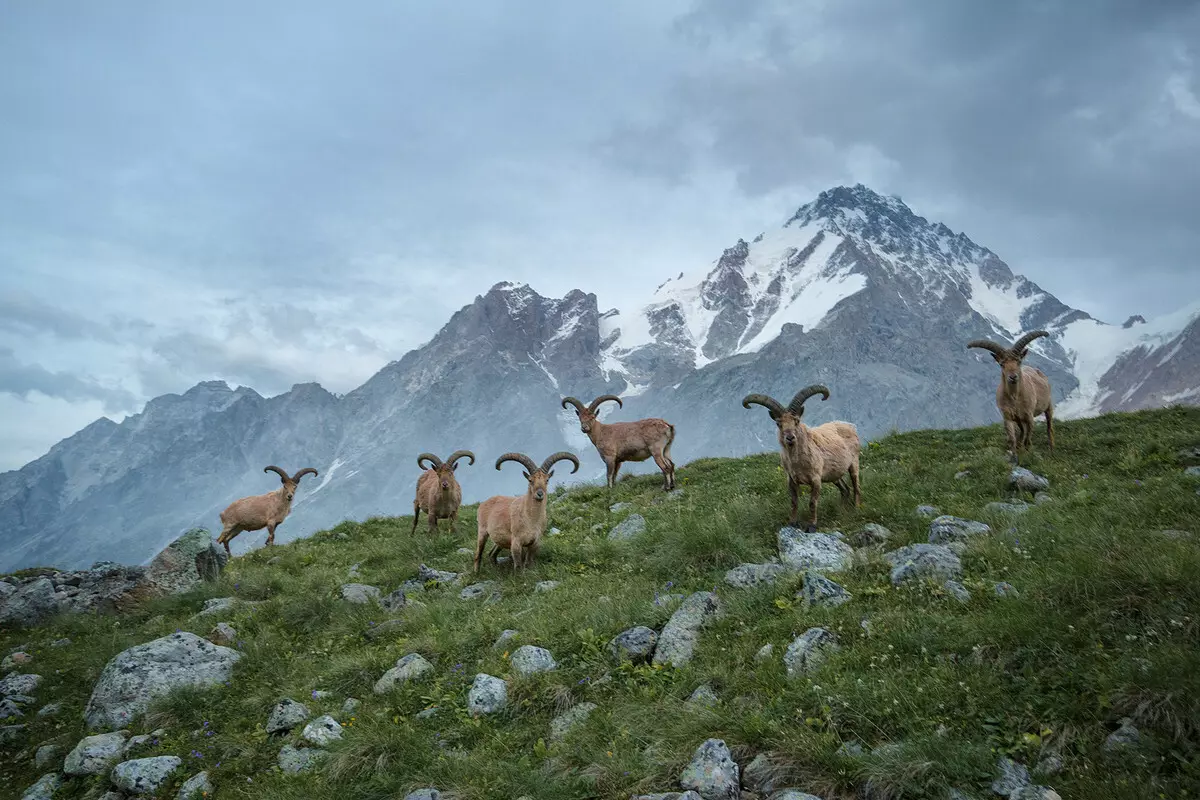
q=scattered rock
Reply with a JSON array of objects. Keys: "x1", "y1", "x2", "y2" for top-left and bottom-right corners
[
  {"x1": 884, "y1": 543, "x2": 963, "y2": 585},
  {"x1": 679, "y1": 738, "x2": 740, "y2": 800},
  {"x1": 784, "y1": 628, "x2": 838, "y2": 677},
  {"x1": 534, "y1": 580, "x2": 560, "y2": 593},
  {"x1": 686, "y1": 684, "x2": 719, "y2": 707},
  {"x1": 610, "y1": 502, "x2": 632, "y2": 513},
  {"x1": 762, "y1": 792, "x2": 821, "y2": 800},
  {"x1": 403, "y1": 790, "x2": 442, "y2": 800},
  {"x1": 347, "y1": 562, "x2": 361, "y2": 578},
  {"x1": 341, "y1": 697, "x2": 360, "y2": 716},
  {"x1": 798, "y1": 572, "x2": 851, "y2": 608},
  {"x1": 301, "y1": 714, "x2": 343, "y2": 746},
  {"x1": 1034, "y1": 492, "x2": 1053, "y2": 505},
  {"x1": 0, "y1": 578, "x2": 58, "y2": 627},
  {"x1": 266, "y1": 556, "x2": 282, "y2": 565},
  {"x1": 278, "y1": 744, "x2": 325, "y2": 774},
  {"x1": 34, "y1": 744, "x2": 61, "y2": 769},
  {"x1": 208, "y1": 622, "x2": 237, "y2": 645},
  {"x1": 654, "y1": 593, "x2": 686, "y2": 608},
  {"x1": 848, "y1": 523, "x2": 893, "y2": 548},
  {"x1": 1010, "y1": 468, "x2": 1050, "y2": 493},
  {"x1": 340, "y1": 583, "x2": 382, "y2": 604},
  {"x1": 138, "y1": 528, "x2": 229, "y2": 597},
  {"x1": 0, "y1": 723, "x2": 26, "y2": 744},
  {"x1": 266, "y1": 698, "x2": 310, "y2": 734},
  {"x1": 632, "y1": 794, "x2": 703, "y2": 800},
  {"x1": 994, "y1": 582, "x2": 1020, "y2": 598},
  {"x1": 510, "y1": 645, "x2": 557, "y2": 675},
  {"x1": 176, "y1": 770, "x2": 213, "y2": 799},
  {"x1": 0, "y1": 699, "x2": 23, "y2": 720},
  {"x1": 364, "y1": 618, "x2": 405, "y2": 641},
  {"x1": 955, "y1": 470, "x2": 971, "y2": 480},
  {"x1": 991, "y1": 756, "x2": 1031, "y2": 797},
  {"x1": 837, "y1": 740, "x2": 866, "y2": 757},
  {"x1": 123, "y1": 731, "x2": 164, "y2": 756},
  {"x1": 18, "y1": 774, "x2": 61, "y2": 800},
  {"x1": 417, "y1": 563, "x2": 460, "y2": 585},
  {"x1": 110, "y1": 755, "x2": 183, "y2": 794},
  {"x1": 459, "y1": 581, "x2": 499, "y2": 601},
  {"x1": 652, "y1": 591, "x2": 723, "y2": 668},
  {"x1": 777, "y1": 528, "x2": 852, "y2": 572},
  {"x1": 84, "y1": 632, "x2": 241, "y2": 730},
  {"x1": 467, "y1": 673, "x2": 508, "y2": 716},
  {"x1": 724, "y1": 562, "x2": 790, "y2": 589},
  {"x1": 494, "y1": 630, "x2": 520, "y2": 650},
  {"x1": 549, "y1": 701, "x2": 598, "y2": 742},
  {"x1": 985, "y1": 500, "x2": 1031, "y2": 515},
  {"x1": 754, "y1": 644, "x2": 774, "y2": 663},
  {"x1": 64, "y1": 731, "x2": 129, "y2": 776},
  {"x1": 928, "y1": 515, "x2": 992, "y2": 545},
  {"x1": 916, "y1": 504, "x2": 941, "y2": 518},
  {"x1": 379, "y1": 588, "x2": 407, "y2": 612},
  {"x1": 1036, "y1": 753, "x2": 1064, "y2": 776},
  {"x1": 415, "y1": 706, "x2": 439, "y2": 720},
  {"x1": 609, "y1": 626, "x2": 658, "y2": 664},
  {"x1": 943, "y1": 580, "x2": 971, "y2": 604},
  {"x1": 0, "y1": 651, "x2": 32, "y2": 670},
  {"x1": 1103, "y1": 718, "x2": 1142, "y2": 752},
  {"x1": 374, "y1": 653, "x2": 435, "y2": 694},
  {"x1": 0, "y1": 673, "x2": 42, "y2": 696},
  {"x1": 741, "y1": 752, "x2": 789, "y2": 795},
  {"x1": 50, "y1": 638, "x2": 72, "y2": 648},
  {"x1": 609, "y1": 514, "x2": 648, "y2": 540},
  {"x1": 548, "y1": 527, "x2": 562, "y2": 536}
]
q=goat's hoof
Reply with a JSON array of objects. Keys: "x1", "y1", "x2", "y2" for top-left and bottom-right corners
[{"x1": 804, "y1": 524, "x2": 818, "y2": 533}]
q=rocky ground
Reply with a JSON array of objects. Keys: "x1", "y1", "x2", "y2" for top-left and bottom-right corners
[{"x1": 2, "y1": 406, "x2": 1199, "y2": 799}]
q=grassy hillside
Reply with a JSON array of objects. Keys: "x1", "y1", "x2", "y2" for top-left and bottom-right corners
[{"x1": 3, "y1": 407, "x2": 1200, "y2": 800}]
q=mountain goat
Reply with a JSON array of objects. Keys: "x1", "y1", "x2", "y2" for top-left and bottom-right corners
[
  {"x1": 561, "y1": 394, "x2": 676, "y2": 490},
  {"x1": 967, "y1": 330, "x2": 1055, "y2": 463},
  {"x1": 216, "y1": 465, "x2": 319, "y2": 554},
  {"x1": 412, "y1": 450, "x2": 475, "y2": 534},
  {"x1": 473, "y1": 451, "x2": 579, "y2": 573}
]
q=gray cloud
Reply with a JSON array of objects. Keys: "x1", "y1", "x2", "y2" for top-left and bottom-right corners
[
  {"x1": 0, "y1": 292, "x2": 120, "y2": 343},
  {"x1": 0, "y1": 348, "x2": 136, "y2": 412}
]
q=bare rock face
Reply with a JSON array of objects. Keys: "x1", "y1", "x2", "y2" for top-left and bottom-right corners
[
  {"x1": 84, "y1": 632, "x2": 241, "y2": 730},
  {"x1": 137, "y1": 528, "x2": 229, "y2": 597}
]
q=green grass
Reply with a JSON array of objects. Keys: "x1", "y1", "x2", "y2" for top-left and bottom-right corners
[{"x1": 3, "y1": 406, "x2": 1200, "y2": 799}]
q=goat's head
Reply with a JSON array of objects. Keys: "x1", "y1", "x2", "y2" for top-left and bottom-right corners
[
  {"x1": 417, "y1": 450, "x2": 476, "y2": 490},
  {"x1": 967, "y1": 331, "x2": 1048, "y2": 389},
  {"x1": 264, "y1": 465, "x2": 319, "y2": 502},
  {"x1": 742, "y1": 385, "x2": 831, "y2": 449},
  {"x1": 561, "y1": 394, "x2": 622, "y2": 434},
  {"x1": 495, "y1": 451, "x2": 580, "y2": 503}
]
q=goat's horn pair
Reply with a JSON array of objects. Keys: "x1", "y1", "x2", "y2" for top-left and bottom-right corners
[
  {"x1": 264, "y1": 465, "x2": 318, "y2": 483},
  {"x1": 966, "y1": 339, "x2": 1009, "y2": 358},
  {"x1": 561, "y1": 397, "x2": 586, "y2": 414},
  {"x1": 447, "y1": 450, "x2": 476, "y2": 467},
  {"x1": 1012, "y1": 330, "x2": 1049, "y2": 355},
  {"x1": 417, "y1": 453, "x2": 443, "y2": 470},
  {"x1": 588, "y1": 394, "x2": 622, "y2": 413},
  {"x1": 496, "y1": 452, "x2": 538, "y2": 473},
  {"x1": 787, "y1": 384, "x2": 830, "y2": 414},
  {"x1": 541, "y1": 451, "x2": 580, "y2": 474},
  {"x1": 967, "y1": 330, "x2": 1048, "y2": 359},
  {"x1": 495, "y1": 451, "x2": 580, "y2": 475},
  {"x1": 742, "y1": 393, "x2": 785, "y2": 419},
  {"x1": 743, "y1": 384, "x2": 829, "y2": 418}
]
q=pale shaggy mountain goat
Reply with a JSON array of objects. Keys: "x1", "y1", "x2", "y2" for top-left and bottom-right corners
[
  {"x1": 216, "y1": 465, "x2": 319, "y2": 554},
  {"x1": 473, "y1": 451, "x2": 579, "y2": 573},
  {"x1": 412, "y1": 450, "x2": 475, "y2": 534},
  {"x1": 967, "y1": 329, "x2": 1055, "y2": 463},
  {"x1": 560, "y1": 394, "x2": 676, "y2": 490},
  {"x1": 742, "y1": 385, "x2": 862, "y2": 532}
]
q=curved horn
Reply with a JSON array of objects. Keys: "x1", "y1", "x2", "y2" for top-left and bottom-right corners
[
  {"x1": 292, "y1": 467, "x2": 319, "y2": 482},
  {"x1": 447, "y1": 450, "x2": 476, "y2": 467},
  {"x1": 742, "y1": 393, "x2": 786, "y2": 420},
  {"x1": 966, "y1": 339, "x2": 1009, "y2": 359},
  {"x1": 495, "y1": 452, "x2": 538, "y2": 474},
  {"x1": 561, "y1": 396, "x2": 586, "y2": 414},
  {"x1": 541, "y1": 451, "x2": 580, "y2": 475},
  {"x1": 264, "y1": 465, "x2": 289, "y2": 483},
  {"x1": 1011, "y1": 330, "x2": 1049, "y2": 356},
  {"x1": 588, "y1": 394, "x2": 623, "y2": 414},
  {"x1": 787, "y1": 384, "x2": 830, "y2": 414},
  {"x1": 417, "y1": 453, "x2": 443, "y2": 470}
]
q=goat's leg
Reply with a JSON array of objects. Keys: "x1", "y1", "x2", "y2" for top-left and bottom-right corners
[
  {"x1": 510, "y1": 540, "x2": 524, "y2": 573},
  {"x1": 1004, "y1": 419, "x2": 1020, "y2": 464},
  {"x1": 805, "y1": 478, "x2": 822, "y2": 533},
  {"x1": 610, "y1": 459, "x2": 622, "y2": 486},
  {"x1": 473, "y1": 526, "x2": 489, "y2": 574},
  {"x1": 652, "y1": 450, "x2": 671, "y2": 491},
  {"x1": 663, "y1": 438, "x2": 676, "y2": 490},
  {"x1": 787, "y1": 477, "x2": 800, "y2": 527},
  {"x1": 411, "y1": 504, "x2": 420, "y2": 534},
  {"x1": 1019, "y1": 416, "x2": 1033, "y2": 451},
  {"x1": 217, "y1": 523, "x2": 238, "y2": 555},
  {"x1": 489, "y1": 544, "x2": 502, "y2": 564},
  {"x1": 450, "y1": 509, "x2": 459, "y2": 532},
  {"x1": 834, "y1": 477, "x2": 851, "y2": 504},
  {"x1": 1044, "y1": 407, "x2": 1055, "y2": 453},
  {"x1": 265, "y1": 522, "x2": 277, "y2": 547},
  {"x1": 849, "y1": 461, "x2": 863, "y2": 507},
  {"x1": 428, "y1": 512, "x2": 439, "y2": 535}
]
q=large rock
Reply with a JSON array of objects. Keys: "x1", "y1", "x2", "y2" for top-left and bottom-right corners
[
  {"x1": 340, "y1": 583, "x2": 382, "y2": 604},
  {"x1": 884, "y1": 543, "x2": 962, "y2": 585},
  {"x1": 510, "y1": 645, "x2": 557, "y2": 675},
  {"x1": 266, "y1": 698, "x2": 310, "y2": 733},
  {"x1": 799, "y1": 572, "x2": 852, "y2": 607},
  {"x1": 653, "y1": 592, "x2": 722, "y2": 668},
  {"x1": 138, "y1": 528, "x2": 228, "y2": 596},
  {"x1": 777, "y1": 528, "x2": 852, "y2": 572},
  {"x1": 19, "y1": 774, "x2": 62, "y2": 800},
  {"x1": 374, "y1": 653, "x2": 434, "y2": 694},
  {"x1": 64, "y1": 731, "x2": 129, "y2": 775},
  {"x1": 84, "y1": 632, "x2": 241, "y2": 730},
  {"x1": 177, "y1": 771, "x2": 214, "y2": 800},
  {"x1": 278, "y1": 744, "x2": 325, "y2": 774},
  {"x1": 110, "y1": 756, "x2": 183, "y2": 794},
  {"x1": 609, "y1": 626, "x2": 658, "y2": 664},
  {"x1": 467, "y1": 673, "x2": 507, "y2": 716},
  {"x1": 784, "y1": 628, "x2": 839, "y2": 677},
  {"x1": 928, "y1": 516, "x2": 991, "y2": 545},
  {"x1": 301, "y1": 714, "x2": 344, "y2": 746},
  {"x1": 679, "y1": 738, "x2": 740, "y2": 800},
  {"x1": 0, "y1": 578, "x2": 58, "y2": 627},
  {"x1": 609, "y1": 514, "x2": 648, "y2": 540},
  {"x1": 1010, "y1": 468, "x2": 1050, "y2": 493},
  {"x1": 0, "y1": 673, "x2": 43, "y2": 696}
]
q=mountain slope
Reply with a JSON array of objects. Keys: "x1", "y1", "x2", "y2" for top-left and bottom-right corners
[{"x1": 1, "y1": 185, "x2": 1197, "y2": 572}]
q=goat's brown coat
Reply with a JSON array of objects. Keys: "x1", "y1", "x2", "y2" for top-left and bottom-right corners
[
  {"x1": 216, "y1": 466, "x2": 318, "y2": 554},
  {"x1": 561, "y1": 394, "x2": 676, "y2": 490}
]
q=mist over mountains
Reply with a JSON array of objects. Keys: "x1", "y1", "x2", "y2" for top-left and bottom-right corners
[{"x1": 3, "y1": 184, "x2": 1197, "y2": 572}]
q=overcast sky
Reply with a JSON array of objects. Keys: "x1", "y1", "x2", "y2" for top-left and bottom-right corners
[{"x1": 2, "y1": 0, "x2": 1198, "y2": 471}]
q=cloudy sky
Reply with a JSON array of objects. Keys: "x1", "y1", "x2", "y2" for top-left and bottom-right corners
[{"x1": 2, "y1": 0, "x2": 1198, "y2": 471}]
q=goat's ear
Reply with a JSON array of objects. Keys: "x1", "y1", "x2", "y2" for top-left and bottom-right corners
[
  {"x1": 548, "y1": 470, "x2": 555, "y2": 479},
  {"x1": 991, "y1": 352, "x2": 1004, "y2": 364},
  {"x1": 522, "y1": 470, "x2": 531, "y2": 481}
]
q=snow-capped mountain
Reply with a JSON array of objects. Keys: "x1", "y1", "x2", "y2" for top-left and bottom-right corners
[{"x1": 2, "y1": 184, "x2": 1196, "y2": 572}]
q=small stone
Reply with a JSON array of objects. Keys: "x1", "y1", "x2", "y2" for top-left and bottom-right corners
[
  {"x1": 652, "y1": 591, "x2": 722, "y2": 668},
  {"x1": 916, "y1": 504, "x2": 941, "y2": 517},
  {"x1": 955, "y1": 470, "x2": 971, "y2": 480},
  {"x1": 110, "y1": 755, "x2": 183, "y2": 794},
  {"x1": 50, "y1": 638, "x2": 72, "y2": 648},
  {"x1": 194, "y1": 597, "x2": 236, "y2": 618},
  {"x1": 0, "y1": 724, "x2": 26, "y2": 744},
  {"x1": 459, "y1": 581, "x2": 499, "y2": 601},
  {"x1": 943, "y1": 580, "x2": 971, "y2": 604},
  {"x1": 379, "y1": 588, "x2": 407, "y2": 612},
  {"x1": 991, "y1": 756, "x2": 1032, "y2": 797},
  {"x1": 1034, "y1": 492, "x2": 1053, "y2": 505},
  {"x1": 609, "y1": 626, "x2": 658, "y2": 664},
  {"x1": 777, "y1": 528, "x2": 853, "y2": 572},
  {"x1": 1036, "y1": 753, "x2": 1064, "y2": 776},
  {"x1": 467, "y1": 673, "x2": 507, "y2": 716},
  {"x1": 266, "y1": 698, "x2": 310, "y2": 733},
  {"x1": 0, "y1": 699, "x2": 23, "y2": 720},
  {"x1": 301, "y1": 714, "x2": 343, "y2": 746},
  {"x1": 64, "y1": 731, "x2": 129, "y2": 776},
  {"x1": 415, "y1": 706, "x2": 439, "y2": 720},
  {"x1": 34, "y1": 744, "x2": 61, "y2": 770},
  {"x1": 610, "y1": 502, "x2": 632, "y2": 513},
  {"x1": 884, "y1": 543, "x2": 963, "y2": 585},
  {"x1": 1010, "y1": 467, "x2": 1050, "y2": 492},
  {"x1": 340, "y1": 583, "x2": 381, "y2": 604},
  {"x1": 0, "y1": 651, "x2": 32, "y2": 671},
  {"x1": 0, "y1": 673, "x2": 43, "y2": 696},
  {"x1": 19, "y1": 773, "x2": 61, "y2": 800},
  {"x1": 278, "y1": 743, "x2": 325, "y2": 774},
  {"x1": 493, "y1": 630, "x2": 520, "y2": 650},
  {"x1": 374, "y1": 653, "x2": 435, "y2": 694},
  {"x1": 549, "y1": 701, "x2": 598, "y2": 742},
  {"x1": 742, "y1": 752, "x2": 789, "y2": 794},
  {"x1": 798, "y1": 571, "x2": 852, "y2": 607},
  {"x1": 1103, "y1": 718, "x2": 1142, "y2": 752},
  {"x1": 928, "y1": 515, "x2": 992, "y2": 545},
  {"x1": 416, "y1": 563, "x2": 460, "y2": 585},
  {"x1": 686, "y1": 684, "x2": 719, "y2": 707},
  {"x1": 534, "y1": 580, "x2": 560, "y2": 593},
  {"x1": 848, "y1": 523, "x2": 892, "y2": 547},
  {"x1": 208, "y1": 622, "x2": 237, "y2": 645},
  {"x1": 837, "y1": 740, "x2": 866, "y2": 757},
  {"x1": 456, "y1": 547, "x2": 473, "y2": 556},
  {"x1": 724, "y1": 562, "x2": 790, "y2": 588},
  {"x1": 510, "y1": 645, "x2": 557, "y2": 675},
  {"x1": 784, "y1": 627, "x2": 839, "y2": 677},
  {"x1": 176, "y1": 771, "x2": 213, "y2": 800},
  {"x1": 364, "y1": 618, "x2": 405, "y2": 641},
  {"x1": 548, "y1": 527, "x2": 562, "y2": 536},
  {"x1": 347, "y1": 562, "x2": 361, "y2": 577},
  {"x1": 341, "y1": 697, "x2": 360, "y2": 715},
  {"x1": 994, "y1": 581, "x2": 1020, "y2": 598},
  {"x1": 679, "y1": 738, "x2": 739, "y2": 800},
  {"x1": 403, "y1": 790, "x2": 442, "y2": 800},
  {"x1": 266, "y1": 556, "x2": 282, "y2": 565},
  {"x1": 754, "y1": 643, "x2": 774, "y2": 663},
  {"x1": 609, "y1": 514, "x2": 647, "y2": 540},
  {"x1": 654, "y1": 593, "x2": 685, "y2": 608},
  {"x1": 985, "y1": 500, "x2": 1031, "y2": 515}
]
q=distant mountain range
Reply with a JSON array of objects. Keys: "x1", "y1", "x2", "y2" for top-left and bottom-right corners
[{"x1": 3, "y1": 184, "x2": 1196, "y2": 572}]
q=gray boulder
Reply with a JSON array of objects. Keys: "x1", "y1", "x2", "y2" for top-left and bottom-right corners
[
  {"x1": 340, "y1": 583, "x2": 382, "y2": 604},
  {"x1": 928, "y1": 515, "x2": 991, "y2": 545},
  {"x1": 64, "y1": 731, "x2": 129, "y2": 775},
  {"x1": 534, "y1": 580, "x2": 560, "y2": 593},
  {"x1": 266, "y1": 697, "x2": 310, "y2": 733},
  {"x1": 679, "y1": 738, "x2": 740, "y2": 800},
  {"x1": 799, "y1": 572, "x2": 851, "y2": 608},
  {"x1": 916, "y1": 504, "x2": 941, "y2": 518},
  {"x1": 1103, "y1": 718, "x2": 1142, "y2": 752},
  {"x1": 549, "y1": 701, "x2": 598, "y2": 742},
  {"x1": 84, "y1": 632, "x2": 241, "y2": 730},
  {"x1": 0, "y1": 578, "x2": 58, "y2": 627},
  {"x1": 754, "y1": 643, "x2": 774, "y2": 663},
  {"x1": 138, "y1": 528, "x2": 228, "y2": 596},
  {"x1": 943, "y1": 580, "x2": 971, "y2": 604},
  {"x1": 208, "y1": 622, "x2": 237, "y2": 645},
  {"x1": 609, "y1": 514, "x2": 648, "y2": 540},
  {"x1": 741, "y1": 753, "x2": 789, "y2": 795},
  {"x1": 687, "y1": 684, "x2": 719, "y2": 707},
  {"x1": 110, "y1": 755, "x2": 183, "y2": 794},
  {"x1": 278, "y1": 743, "x2": 325, "y2": 774},
  {"x1": 653, "y1": 591, "x2": 722, "y2": 668},
  {"x1": 19, "y1": 774, "x2": 61, "y2": 800},
  {"x1": 777, "y1": 528, "x2": 852, "y2": 572},
  {"x1": 34, "y1": 744, "x2": 61, "y2": 770},
  {"x1": 301, "y1": 714, "x2": 344, "y2": 746},
  {"x1": 784, "y1": 628, "x2": 839, "y2": 677},
  {"x1": 467, "y1": 673, "x2": 507, "y2": 716},
  {"x1": 493, "y1": 630, "x2": 520, "y2": 650},
  {"x1": 177, "y1": 771, "x2": 214, "y2": 799},
  {"x1": 609, "y1": 626, "x2": 659, "y2": 664},
  {"x1": 460, "y1": 581, "x2": 499, "y2": 601},
  {"x1": 985, "y1": 501, "x2": 1031, "y2": 515},
  {"x1": 884, "y1": 543, "x2": 963, "y2": 585},
  {"x1": 379, "y1": 588, "x2": 407, "y2": 612},
  {"x1": 510, "y1": 645, "x2": 557, "y2": 675},
  {"x1": 0, "y1": 673, "x2": 42, "y2": 696},
  {"x1": 848, "y1": 523, "x2": 893, "y2": 547},
  {"x1": 995, "y1": 582, "x2": 1020, "y2": 598},
  {"x1": 724, "y1": 563, "x2": 790, "y2": 589},
  {"x1": 374, "y1": 653, "x2": 435, "y2": 694},
  {"x1": 1010, "y1": 468, "x2": 1050, "y2": 493},
  {"x1": 404, "y1": 790, "x2": 442, "y2": 800}
]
